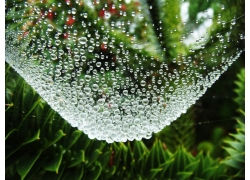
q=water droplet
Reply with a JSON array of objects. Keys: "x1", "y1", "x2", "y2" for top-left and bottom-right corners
[
  {"x1": 84, "y1": 87, "x2": 91, "y2": 93},
  {"x1": 85, "y1": 75, "x2": 91, "y2": 82},
  {"x1": 79, "y1": 37, "x2": 87, "y2": 45},
  {"x1": 82, "y1": 22, "x2": 86, "y2": 27},
  {"x1": 100, "y1": 67, "x2": 105, "y2": 74},
  {"x1": 119, "y1": 42, "x2": 124, "y2": 48},
  {"x1": 140, "y1": 80, "x2": 146, "y2": 86},
  {"x1": 103, "y1": 111, "x2": 110, "y2": 118},
  {"x1": 96, "y1": 62, "x2": 101, "y2": 67},
  {"x1": 55, "y1": 40, "x2": 61, "y2": 46},
  {"x1": 72, "y1": 8, "x2": 77, "y2": 14},
  {"x1": 169, "y1": 86, "x2": 174, "y2": 92},
  {"x1": 88, "y1": 46, "x2": 94, "y2": 52},
  {"x1": 123, "y1": 90, "x2": 128, "y2": 96},
  {"x1": 51, "y1": 54, "x2": 57, "y2": 60},
  {"x1": 219, "y1": 37, "x2": 224, "y2": 43},
  {"x1": 58, "y1": 50, "x2": 64, "y2": 55},
  {"x1": 47, "y1": 24, "x2": 54, "y2": 32},
  {"x1": 81, "y1": 56, "x2": 86, "y2": 62},
  {"x1": 103, "y1": 37, "x2": 108, "y2": 44},
  {"x1": 92, "y1": 84, "x2": 99, "y2": 91},
  {"x1": 74, "y1": 55, "x2": 80, "y2": 61},
  {"x1": 231, "y1": 18, "x2": 236, "y2": 25}
]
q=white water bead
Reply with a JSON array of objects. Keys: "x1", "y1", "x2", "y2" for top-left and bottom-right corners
[
  {"x1": 51, "y1": 54, "x2": 57, "y2": 60},
  {"x1": 79, "y1": 37, "x2": 87, "y2": 45},
  {"x1": 140, "y1": 80, "x2": 146, "y2": 86},
  {"x1": 85, "y1": 75, "x2": 91, "y2": 81},
  {"x1": 103, "y1": 37, "x2": 108, "y2": 44},
  {"x1": 88, "y1": 46, "x2": 94, "y2": 52},
  {"x1": 96, "y1": 62, "x2": 101, "y2": 67},
  {"x1": 92, "y1": 84, "x2": 99, "y2": 91},
  {"x1": 47, "y1": 24, "x2": 54, "y2": 32}
]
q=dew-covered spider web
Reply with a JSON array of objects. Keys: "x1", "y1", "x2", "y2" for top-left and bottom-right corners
[{"x1": 5, "y1": 0, "x2": 245, "y2": 143}]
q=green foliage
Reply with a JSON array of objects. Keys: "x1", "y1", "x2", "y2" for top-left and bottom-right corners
[
  {"x1": 155, "y1": 107, "x2": 196, "y2": 153},
  {"x1": 233, "y1": 68, "x2": 245, "y2": 113},
  {"x1": 221, "y1": 68, "x2": 245, "y2": 179},
  {"x1": 146, "y1": 0, "x2": 185, "y2": 60},
  {"x1": 222, "y1": 118, "x2": 245, "y2": 179}
]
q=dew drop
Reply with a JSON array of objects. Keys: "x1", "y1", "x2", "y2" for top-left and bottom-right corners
[
  {"x1": 85, "y1": 75, "x2": 91, "y2": 82},
  {"x1": 47, "y1": 24, "x2": 54, "y2": 32},
  {"x1": 51, "y1": 54, "x2": 57, "y2": 60},
  {"x1": 231, "y1": 18, "x2": 236, "y2": 25},
  {"x1": 123, "y1": 90, "x2": 128, "y2": 96},
  {"x1": 92, "y1": 84, "x2": 99, "y2": 91},
  {"x1": 79, "y1": 37, "x2": 87, "y2": 45},
  {"x1": 88, "y1": 46, "x2": 94, "y2": 52},
  {"x1": 169, "y1": 86, "x2": 174, "y2": 92},
  {"x1": 119, "y1": 42, "x2": 124, "y2": 48},
  {"x1": 103, "y1": 37, "x2": 108, "y2": 44},
  {"x1": 103, "y1": 111, "x2": 110, "y2": 118},
  {"x1": 72, "y1": 8, "x2": 77, "y2": 14},
  {"x1": 140, "y1": 80, "x2": 146, "y2": 86},
  {"x1": 96, "y1": 62, "x2": 101, "y2": 67},
  {"x1": 55, "y1": 40, "x2": 61, "y2": 46}
]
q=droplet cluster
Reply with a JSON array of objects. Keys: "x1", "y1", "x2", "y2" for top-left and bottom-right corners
[{"x1": 5, "y1": 0, "x2": 244, "y2": 143}]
